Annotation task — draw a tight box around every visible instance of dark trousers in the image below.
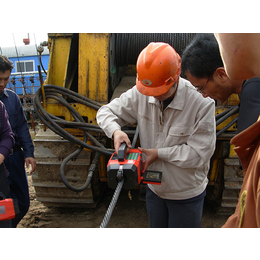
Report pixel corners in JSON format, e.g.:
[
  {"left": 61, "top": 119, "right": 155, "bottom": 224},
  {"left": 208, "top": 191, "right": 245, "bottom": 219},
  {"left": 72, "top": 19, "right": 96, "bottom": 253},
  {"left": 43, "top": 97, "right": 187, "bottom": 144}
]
[
  {"left": 146, "top": 186, "right": 206, "bottom": 228},
  {"left": 5, "top": 150, "right": 30, "bottom": 228},
  {"left": 0, "top": 164, "right": 11, "bottom": 228}
]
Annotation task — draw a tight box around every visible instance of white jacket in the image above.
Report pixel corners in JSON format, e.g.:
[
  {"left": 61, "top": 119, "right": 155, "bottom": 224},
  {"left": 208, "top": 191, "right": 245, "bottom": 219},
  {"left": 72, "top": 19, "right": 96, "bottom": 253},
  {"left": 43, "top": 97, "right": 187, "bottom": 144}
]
[{"left": 97, "top": 77, "right": 216, "bottom": 200}]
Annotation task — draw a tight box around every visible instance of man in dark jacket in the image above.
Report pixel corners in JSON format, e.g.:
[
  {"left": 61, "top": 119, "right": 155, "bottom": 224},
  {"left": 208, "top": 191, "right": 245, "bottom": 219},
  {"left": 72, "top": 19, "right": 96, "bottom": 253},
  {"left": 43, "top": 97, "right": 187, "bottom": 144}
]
[
  {"left": 0, "top": 54, "right": 36, "bottom": 227},
  {"left": 0, "top": 100, "right": 14, "bottom": 228}
]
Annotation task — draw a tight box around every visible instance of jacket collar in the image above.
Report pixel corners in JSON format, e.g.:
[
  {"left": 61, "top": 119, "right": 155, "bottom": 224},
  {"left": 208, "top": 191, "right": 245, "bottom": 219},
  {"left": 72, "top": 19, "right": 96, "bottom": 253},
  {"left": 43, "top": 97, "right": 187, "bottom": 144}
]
[
  {"left": 148, "top": 77, "right": 186, "bottom": 111},
  {"left": 0, "top": 88, "right": 9, "bottom": 98}
]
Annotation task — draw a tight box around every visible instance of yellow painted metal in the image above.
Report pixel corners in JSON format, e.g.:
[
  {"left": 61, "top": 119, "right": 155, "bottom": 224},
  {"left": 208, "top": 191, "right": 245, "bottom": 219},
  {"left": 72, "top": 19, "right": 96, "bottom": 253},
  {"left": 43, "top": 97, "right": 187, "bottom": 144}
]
[
  {"left": 44, "top": 34, "right": 107, "bottom": 124},
  {"left": 46, "top": 33, "right": 73, "bottom": 87},
  {"left": 78, "top": 33, "right": 109, "bottom": 102},
  {"left": 208, "top": 159, "right": 218, "bottom": 185},
  {"left": 222, "top": 93, "right": 240, "bottom": 106},
  {"left": 215, "top": 107, "right": 238, "bottom": 131},
  {"left": 46, "top": 103, "right": 97, "bottom": 125},
  {"left": 42, "top": 33, "right": 110, "bottom": 181},
  {"left": 98, "top": 155, "right": 108, "bottom": 182},
  {"left": 229, "top": 144, "right": 237, "bottom": 157},
  {"left": 215, "top": 94, "right": 239, "bottom": 131}
]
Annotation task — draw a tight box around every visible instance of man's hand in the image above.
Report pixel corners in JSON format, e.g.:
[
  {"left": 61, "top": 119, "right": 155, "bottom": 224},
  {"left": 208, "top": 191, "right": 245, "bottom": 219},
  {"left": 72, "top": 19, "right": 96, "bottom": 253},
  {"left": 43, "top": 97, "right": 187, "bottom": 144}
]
[
  {"left": 113, "top": 129, "right": 131, "bottom": 154},
  {"left": 0, "top": 154, "right": 5, "bottom": 165},
  {"left": 138, "top": 147, "right": 158, "bottom": 171},
  {"left": 25, "top": 157, "right": 36, "bottom": 174}
]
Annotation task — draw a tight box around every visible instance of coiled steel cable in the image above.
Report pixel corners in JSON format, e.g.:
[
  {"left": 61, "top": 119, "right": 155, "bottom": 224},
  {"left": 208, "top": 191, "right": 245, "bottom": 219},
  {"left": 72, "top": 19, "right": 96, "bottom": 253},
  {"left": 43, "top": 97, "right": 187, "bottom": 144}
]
[{"left": 114, "top": 33, "right": 196, "bottom": 66}]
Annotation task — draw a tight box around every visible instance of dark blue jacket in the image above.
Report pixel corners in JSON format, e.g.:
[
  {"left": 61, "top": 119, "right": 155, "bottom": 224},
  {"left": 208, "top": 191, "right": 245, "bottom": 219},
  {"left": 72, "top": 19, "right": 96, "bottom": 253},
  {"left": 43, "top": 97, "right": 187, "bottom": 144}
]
[{"left": 0, "top": 89, "right": 34, "bottom": 158}]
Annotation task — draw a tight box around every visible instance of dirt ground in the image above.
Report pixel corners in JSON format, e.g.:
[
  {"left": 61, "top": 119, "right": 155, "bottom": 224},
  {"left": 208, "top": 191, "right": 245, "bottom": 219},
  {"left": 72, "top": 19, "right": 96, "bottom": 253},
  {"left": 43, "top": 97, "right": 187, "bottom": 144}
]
[{"left": 17, "top": 169, "right": 230, "bottom": 228}]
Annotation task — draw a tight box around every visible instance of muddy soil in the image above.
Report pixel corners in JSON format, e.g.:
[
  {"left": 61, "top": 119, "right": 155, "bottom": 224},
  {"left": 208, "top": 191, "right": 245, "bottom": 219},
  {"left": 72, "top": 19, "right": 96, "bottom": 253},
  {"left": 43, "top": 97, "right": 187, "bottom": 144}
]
[{"left": 17, "top": 170, "right": 230, "bottom": 228}]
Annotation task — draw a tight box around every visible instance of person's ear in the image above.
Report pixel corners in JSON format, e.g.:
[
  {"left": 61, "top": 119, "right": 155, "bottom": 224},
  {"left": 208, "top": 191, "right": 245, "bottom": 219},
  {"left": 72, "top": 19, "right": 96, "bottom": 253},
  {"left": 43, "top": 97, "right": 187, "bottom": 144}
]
[{"left": 215, "top": 67, "right": 229, "bottom": 83}]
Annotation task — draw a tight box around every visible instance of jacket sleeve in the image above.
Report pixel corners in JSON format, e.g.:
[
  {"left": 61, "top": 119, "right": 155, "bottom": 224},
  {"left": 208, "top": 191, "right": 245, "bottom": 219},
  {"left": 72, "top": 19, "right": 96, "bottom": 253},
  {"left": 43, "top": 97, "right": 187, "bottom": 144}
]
[
  {"left": 14, "top": 96, "right": 34, "bottom": 158},
  {"left": 158, "top": 100, "right": 216, "bottom": 168},
  {"left": 0, "top": 102, "right": 14, "bottom": 159},
  {"left": 97, "top": 87, "right": 138, "bottom": 138}
]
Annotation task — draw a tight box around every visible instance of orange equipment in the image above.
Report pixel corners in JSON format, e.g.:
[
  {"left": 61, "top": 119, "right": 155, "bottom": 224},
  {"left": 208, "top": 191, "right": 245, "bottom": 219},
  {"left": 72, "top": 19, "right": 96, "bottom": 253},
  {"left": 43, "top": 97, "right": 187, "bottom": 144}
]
[{"left": 0, "top": 192, "right": 19, "bottom": 221}]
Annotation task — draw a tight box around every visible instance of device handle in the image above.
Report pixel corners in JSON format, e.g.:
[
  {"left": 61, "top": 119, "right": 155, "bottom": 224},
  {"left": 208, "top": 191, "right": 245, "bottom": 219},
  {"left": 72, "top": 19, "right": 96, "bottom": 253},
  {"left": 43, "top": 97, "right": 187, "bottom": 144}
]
[{"left": 118, "top": 142, "right": 127, "bottom": 161}]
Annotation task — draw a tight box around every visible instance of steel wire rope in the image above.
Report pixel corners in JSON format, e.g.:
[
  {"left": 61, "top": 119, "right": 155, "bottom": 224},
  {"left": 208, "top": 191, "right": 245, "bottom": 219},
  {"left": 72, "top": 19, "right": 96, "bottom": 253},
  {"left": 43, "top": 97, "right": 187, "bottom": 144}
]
[
  {"left": 100, "top": 179, "right": 124, "bottom": 228},
  {"left": 99, "top": 126, "right": 140, "bottom": 228},
  {"left": 115, "top": 33, "right": 196, "bottom": 66}
]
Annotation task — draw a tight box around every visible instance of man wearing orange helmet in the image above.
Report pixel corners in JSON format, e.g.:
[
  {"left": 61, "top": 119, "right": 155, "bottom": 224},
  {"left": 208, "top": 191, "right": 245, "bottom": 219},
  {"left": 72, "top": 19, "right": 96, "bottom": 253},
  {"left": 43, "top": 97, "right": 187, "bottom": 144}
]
[{"left": 97, "top": 42, "right": 216, "bottom": 228}]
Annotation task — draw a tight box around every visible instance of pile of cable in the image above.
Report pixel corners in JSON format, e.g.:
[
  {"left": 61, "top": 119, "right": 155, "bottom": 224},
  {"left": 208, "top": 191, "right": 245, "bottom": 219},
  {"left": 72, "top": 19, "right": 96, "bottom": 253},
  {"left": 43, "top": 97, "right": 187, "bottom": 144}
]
[{"left": 33, "top": 84, "right": 115, "bottom": 155}]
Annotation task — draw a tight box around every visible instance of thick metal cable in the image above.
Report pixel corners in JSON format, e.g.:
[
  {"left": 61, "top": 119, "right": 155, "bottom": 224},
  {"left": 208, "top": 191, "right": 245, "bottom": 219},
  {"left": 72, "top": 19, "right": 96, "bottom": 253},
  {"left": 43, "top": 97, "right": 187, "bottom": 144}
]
[
  {"left": 115, "top": 33, "right": 196, "bottom": 66},
  {"left": 100, "top": 125, "right": 140, "bottom": 228},
  {"left": 100, "top": 179, "right": 124, "bottom": 228}
]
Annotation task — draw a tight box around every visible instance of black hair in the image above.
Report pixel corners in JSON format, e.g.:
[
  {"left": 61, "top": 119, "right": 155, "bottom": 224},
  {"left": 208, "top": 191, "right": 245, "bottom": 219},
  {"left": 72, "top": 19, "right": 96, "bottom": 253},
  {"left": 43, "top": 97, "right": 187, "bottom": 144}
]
[
  {"left": 181, "top": 33, "right": 223, "bottom": 78},
  {"left": 0, "top": 54, "right": 14, "bottom": 73}
]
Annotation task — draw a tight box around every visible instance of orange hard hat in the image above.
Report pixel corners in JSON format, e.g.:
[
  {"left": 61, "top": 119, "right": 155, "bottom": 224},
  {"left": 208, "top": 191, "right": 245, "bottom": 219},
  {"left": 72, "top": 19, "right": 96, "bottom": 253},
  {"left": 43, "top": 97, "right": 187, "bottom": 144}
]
[{"left": 136, "top": 42, "right": 181, "bottom": 96}]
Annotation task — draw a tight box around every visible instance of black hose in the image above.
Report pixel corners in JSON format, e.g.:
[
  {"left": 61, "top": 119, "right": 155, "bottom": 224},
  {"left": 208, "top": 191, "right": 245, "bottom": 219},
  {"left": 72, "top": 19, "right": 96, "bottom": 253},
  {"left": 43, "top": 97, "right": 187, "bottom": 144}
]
[
  {"left": 34, "top": 85, "right": 115, "bottom": 156},
  {"left": 33, "top": 84, "right": 137, "bottom": 192},
  {"left": 34, "top": 85, "right": 137, "bottom": 155},
  {"left": 60, "top": 151, "right": 101, "bottom": 192},
  {"left": 216, "top": 106, "right": 239, "bottom": 126},
  {"left": 216, "top": 117, "right": 238, "bottom": 137},
  {"left": 215, "top": 106, "right": 236, "bottom": 121}
]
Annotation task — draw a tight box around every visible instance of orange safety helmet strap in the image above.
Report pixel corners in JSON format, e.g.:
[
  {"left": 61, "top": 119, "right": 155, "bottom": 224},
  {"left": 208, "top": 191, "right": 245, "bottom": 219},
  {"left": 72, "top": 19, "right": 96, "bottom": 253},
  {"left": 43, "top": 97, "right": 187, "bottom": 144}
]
[{"left": 136, "top": 42, "right": 181, "bottom": 96}]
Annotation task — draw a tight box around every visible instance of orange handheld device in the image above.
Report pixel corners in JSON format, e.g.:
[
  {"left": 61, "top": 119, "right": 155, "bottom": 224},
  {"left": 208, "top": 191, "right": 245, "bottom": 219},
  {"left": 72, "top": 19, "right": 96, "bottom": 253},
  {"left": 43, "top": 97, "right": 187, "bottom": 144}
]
[
  {"left": 107, "top": 143, "right": 162, "bottom": 189},
  {"left": 0, "top": 192, "right": 20, "bottom": 221}
]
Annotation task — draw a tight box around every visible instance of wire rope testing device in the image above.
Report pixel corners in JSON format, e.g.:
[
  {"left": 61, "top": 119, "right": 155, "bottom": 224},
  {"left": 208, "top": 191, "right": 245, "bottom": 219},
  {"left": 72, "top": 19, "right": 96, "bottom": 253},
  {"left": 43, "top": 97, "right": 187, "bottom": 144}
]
[{"left": 107, "top": 143, "right": 162, "bottom": 189}]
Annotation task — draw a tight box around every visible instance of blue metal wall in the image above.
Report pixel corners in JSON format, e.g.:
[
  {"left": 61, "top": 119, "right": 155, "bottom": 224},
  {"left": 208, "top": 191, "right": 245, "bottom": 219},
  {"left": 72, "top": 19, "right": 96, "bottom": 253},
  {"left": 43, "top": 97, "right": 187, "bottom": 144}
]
[{"left": 7, "top": 54, "right": 49, "bottom": 95}]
